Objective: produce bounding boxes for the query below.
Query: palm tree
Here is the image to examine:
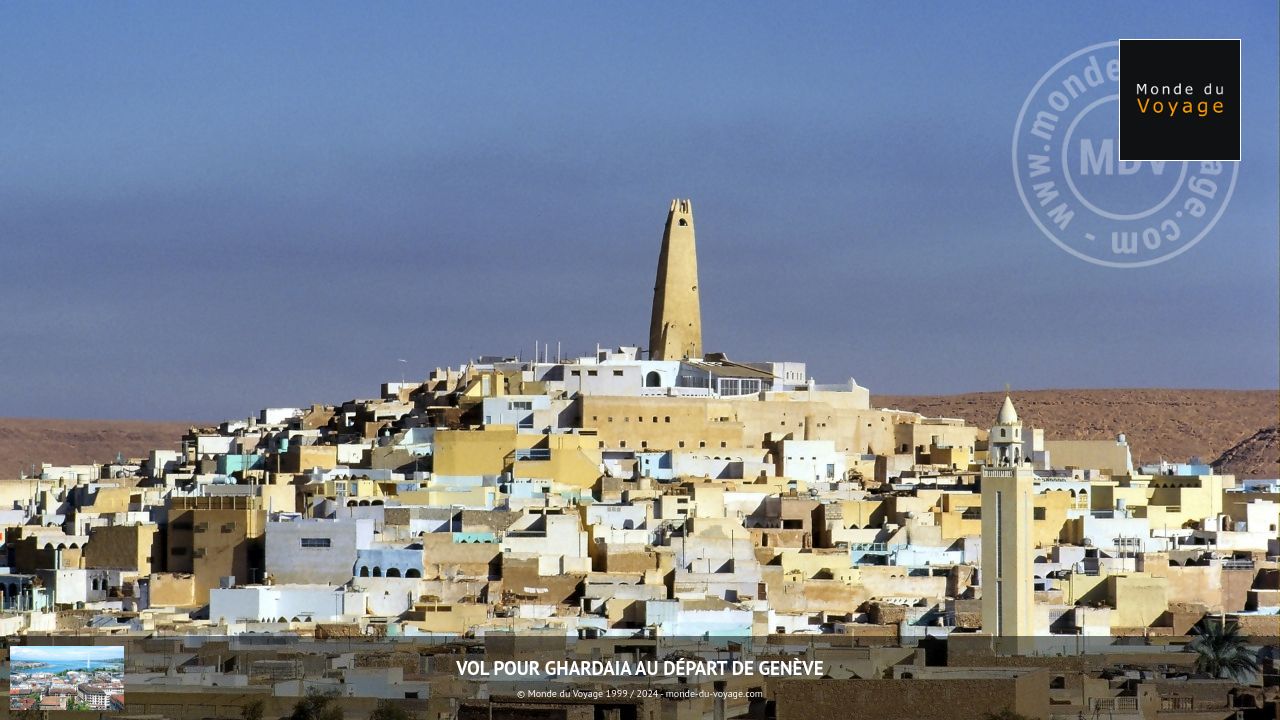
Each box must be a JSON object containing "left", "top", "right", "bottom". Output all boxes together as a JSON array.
[{"left": 1188, "top": 617, "right": 1260, "bottom": 683}]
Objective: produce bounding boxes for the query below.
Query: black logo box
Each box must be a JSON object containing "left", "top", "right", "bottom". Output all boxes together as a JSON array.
[{"left": 1119, "top": 39, "right": 1240, "bottom": 161}]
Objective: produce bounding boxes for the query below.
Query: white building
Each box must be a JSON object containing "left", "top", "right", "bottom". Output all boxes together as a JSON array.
[
  {"left": 209, "top": 584, "right": 365, "bottom": 623},
  {"left": 777, "top": 439, "right": 846, "bottom": 483},
  {"left": 265, "top": 517, "right": 375, "bottom": 585}
]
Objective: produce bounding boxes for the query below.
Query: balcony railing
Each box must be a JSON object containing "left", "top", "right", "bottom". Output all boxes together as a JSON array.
[{"left": 1090, "top": 697, "right": 1138, "bottom": 713}]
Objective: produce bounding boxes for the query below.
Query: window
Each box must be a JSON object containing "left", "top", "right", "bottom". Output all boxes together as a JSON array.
[
  {"left": 587, "top": 370, "right": 598, "bottom": 377},
  {"left": 300, "top": 537, "right": 332, "bottom": 548},
  {"left": 612, "top": 370, "right": 624, "bottom": 376}
]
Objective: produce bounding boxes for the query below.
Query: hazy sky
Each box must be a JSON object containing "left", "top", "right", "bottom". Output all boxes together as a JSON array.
[
  {"left": 2, "top": 2, "right": 1277, "bottom": 421},
  {"left": 11, "top": 645, "right": 124, "bottom": 663}
]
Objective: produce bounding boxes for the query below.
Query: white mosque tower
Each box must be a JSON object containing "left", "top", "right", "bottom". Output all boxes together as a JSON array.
[
  {"left": 988, "top": 395, "right": 1024, "bottom": 466},
  {"left": 980, "top": 394, "right": 1038, "bottom": 651}
]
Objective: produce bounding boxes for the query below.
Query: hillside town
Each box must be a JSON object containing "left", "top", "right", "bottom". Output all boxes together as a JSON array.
[{"left": 2, "top": 201, "right": 1276, "bottom": 719}]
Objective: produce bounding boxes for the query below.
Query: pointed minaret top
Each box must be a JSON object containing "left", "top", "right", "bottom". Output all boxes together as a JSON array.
[{"left": 997, "top": 395, "right": 1019, "bottom": 425}]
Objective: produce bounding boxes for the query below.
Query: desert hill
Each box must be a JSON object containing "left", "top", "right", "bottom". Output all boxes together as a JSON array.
[
  {"left": 0, "top": 418, "right": 193, "bottom": 479},
  {"left": 873, "top": 388, "right": 1278, "bottom": 478},
  {"left": 1, "top": 389, "right": 1276, "bottom": 479},
  {"left": 1211, "top": 425, "right": 1279, "bottom": 480}
]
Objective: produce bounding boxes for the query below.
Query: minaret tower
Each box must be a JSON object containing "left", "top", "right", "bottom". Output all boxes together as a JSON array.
[
  {"left": 989, "top": 395, "right": 1024, "bottom": 467},
  {"left": 980, "top": 394, "right": 1037, "bottom": 650},
  {"left": 648, "top": 199, "right": 703, "bottom": 361}
]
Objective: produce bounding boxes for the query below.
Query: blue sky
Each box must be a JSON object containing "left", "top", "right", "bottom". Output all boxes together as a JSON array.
[
  {"left": 11, "top": 645, "right": 124, "bottom": 663},
  {"left": 1, "top": 2, "right": 1276, "bottom": 420}
]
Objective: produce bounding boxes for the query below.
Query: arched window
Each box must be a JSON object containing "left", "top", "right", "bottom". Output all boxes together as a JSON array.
[
  {"left": 372, "top": 567, "right": 382, "bottom": 577},
  {"left": 645, "top": 371, "right": 661, "bottom": 387},
  {"left": 386, "top": 568, "right": 401, "bottom": 578},
  {"left": 359, "top": 566, "right": 370, "bottom": 577},
  {"left": 405, "top": 569, "right": 421, "bottom": 578}
]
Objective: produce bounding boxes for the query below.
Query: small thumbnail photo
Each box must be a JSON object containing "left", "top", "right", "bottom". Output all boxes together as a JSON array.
[{"left": 9, "top": 645, "right": 124, "bottom": 712}]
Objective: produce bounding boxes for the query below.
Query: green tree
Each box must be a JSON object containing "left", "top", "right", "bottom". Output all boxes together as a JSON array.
[
  {"left": 289, "top": 689, "right": 343, "bottom": 720},
  {"left": 1188, "top": 617, "right": 1260, "bottom": 683},
  {"left": 369, "top": 699, "right": 412, "bottom": 720},
  {"left": 981, "top": 711, "right": 1035, "bottom": 720},
  {"left": 243, "top": 698, "right": 267, "bottom": 720}
]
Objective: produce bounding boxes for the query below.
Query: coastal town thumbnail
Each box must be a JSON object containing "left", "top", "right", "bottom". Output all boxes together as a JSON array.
[{"left": 8, "top": 645, "right": 125, "bottom": 713}]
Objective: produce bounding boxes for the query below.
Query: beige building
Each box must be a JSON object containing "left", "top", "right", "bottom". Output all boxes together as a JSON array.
[
  {"left": 85, "top": 523, "right": 160, "bottom": 572},
  {"left": 166, "top": 495, "right": 266, "bottom": 604}
]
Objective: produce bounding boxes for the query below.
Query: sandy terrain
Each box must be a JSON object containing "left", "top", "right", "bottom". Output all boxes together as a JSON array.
[
  {"left": 874, "top": 389, "right": 1278, "bottom": 478},
  {"left": 1211, "top": 425, "right": 1279, "bottom": 480},
  {"left": 0, "top": 389, "right": 1275, "bottom": 479},
  {"left": 0, "top": 418, "right": 192, "bottom": 479}
]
